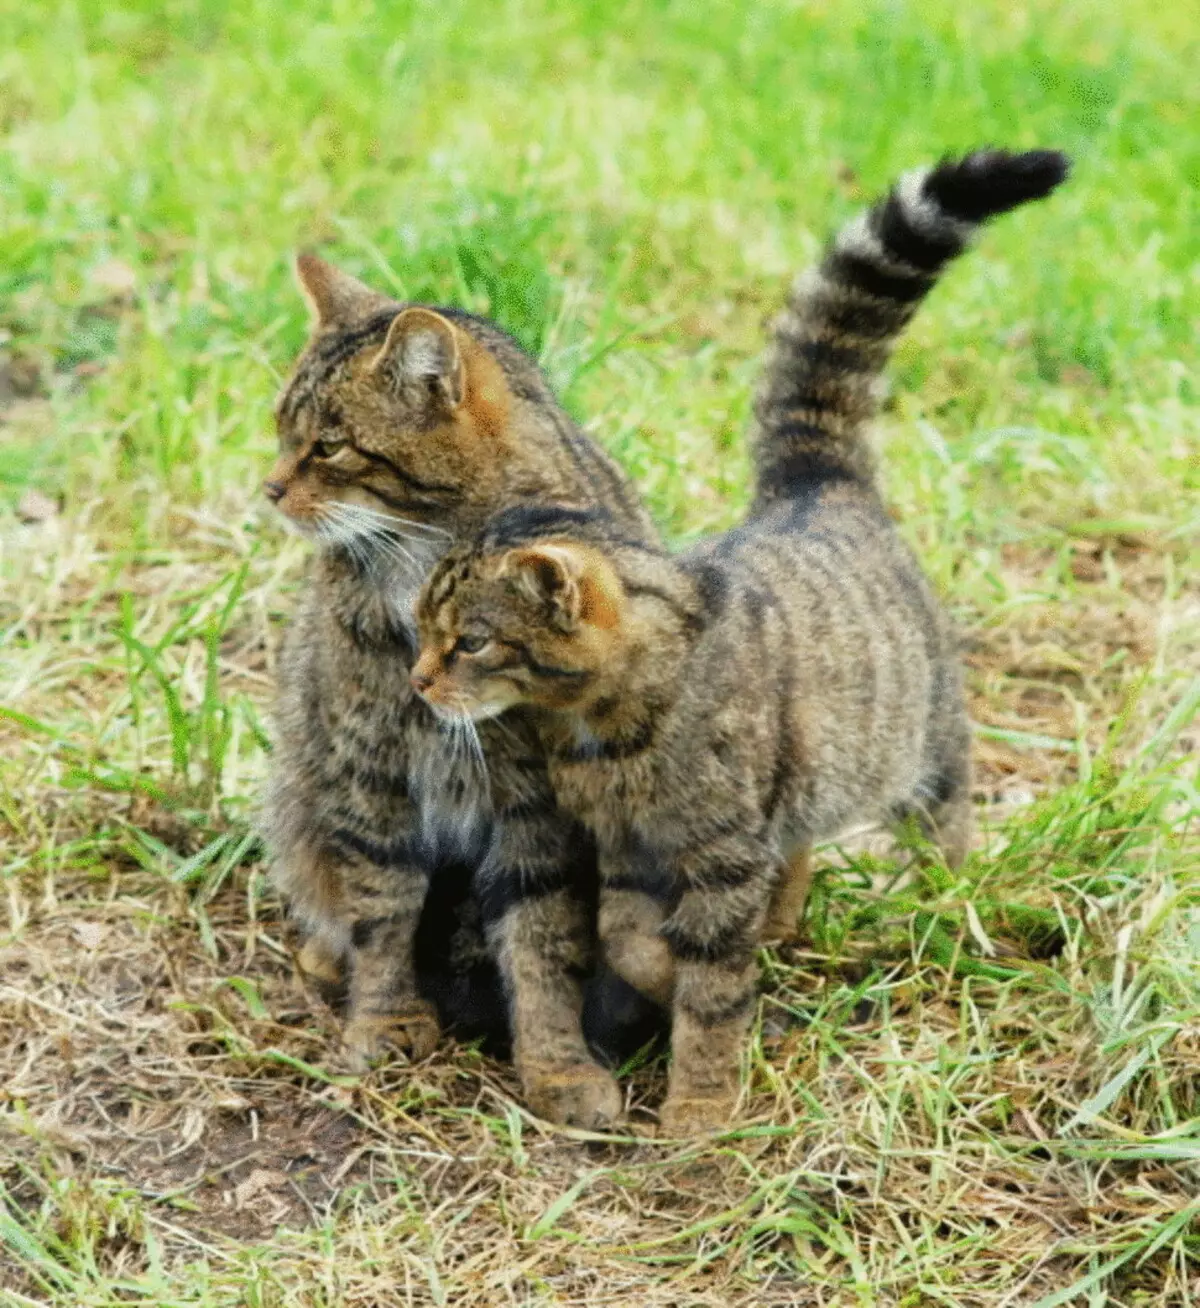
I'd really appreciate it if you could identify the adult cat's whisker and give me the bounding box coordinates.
[343,504,451,539]
[325,508,429,563]
[327,501,450,542]
[320,504,429,570]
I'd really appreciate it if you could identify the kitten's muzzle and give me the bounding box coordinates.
[410,669,435,695]
[262,479,287,503]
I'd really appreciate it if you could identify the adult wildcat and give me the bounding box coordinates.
[261,257,660,1124]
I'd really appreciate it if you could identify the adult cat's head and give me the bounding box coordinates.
[264,255,643,570]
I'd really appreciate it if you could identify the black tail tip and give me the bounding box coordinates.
[924,148,1071,223]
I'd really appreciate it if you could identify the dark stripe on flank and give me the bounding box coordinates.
[741,584,773,625]
[682,561,729,619]
[486,502,604,542]
[763,606,799,821]
[622,581,703,633]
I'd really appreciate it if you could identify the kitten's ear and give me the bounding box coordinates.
[503,544,621,630]
[370,307,465,409]
[294,252,391,327]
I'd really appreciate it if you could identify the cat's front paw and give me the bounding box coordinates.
[343,1004,440,1069]
[520,1059,625,1130]
[658,1092,736,1137]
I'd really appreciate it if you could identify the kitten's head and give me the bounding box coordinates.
[264,255,522,565]
[411,539,626,721]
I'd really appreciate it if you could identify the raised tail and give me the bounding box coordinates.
[751,148,1069,507]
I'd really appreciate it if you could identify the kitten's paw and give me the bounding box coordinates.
[520,1060,625,1130]
[658,1093,736,1137]
[343,1004,440,1069]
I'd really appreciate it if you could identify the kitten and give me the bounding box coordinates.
[261,255,660,1125]
[411,149,1070,1133]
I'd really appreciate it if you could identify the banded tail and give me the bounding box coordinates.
[751,148,1069,506]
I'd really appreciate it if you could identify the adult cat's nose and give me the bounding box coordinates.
[262,480,286,502]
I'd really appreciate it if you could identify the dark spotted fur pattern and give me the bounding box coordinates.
[262,255,660,1123]
[412,150,1069,1133]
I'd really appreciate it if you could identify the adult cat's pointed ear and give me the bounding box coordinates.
[294,252,391,327]
[369,307,465,409]
[503,544,621,630]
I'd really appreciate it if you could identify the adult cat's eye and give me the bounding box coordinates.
[454,633,489,655]
[311,438,345,459]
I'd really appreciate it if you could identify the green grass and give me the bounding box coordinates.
[1,1,1198,1304]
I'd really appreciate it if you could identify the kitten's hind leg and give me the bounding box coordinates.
[762,845,813,947]
[924,791,973,870]
[908,747,974,870]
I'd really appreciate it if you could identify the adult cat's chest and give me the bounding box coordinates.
[315,577,492,863]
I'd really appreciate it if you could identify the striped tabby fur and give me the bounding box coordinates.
[262,255,659,1125]
[412,149,1069,1133]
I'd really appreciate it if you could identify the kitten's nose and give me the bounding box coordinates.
[262,479,286,502]
[411,670,434,694]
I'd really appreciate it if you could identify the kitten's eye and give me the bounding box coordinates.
[312,438,345,459]
[454,633,489,656]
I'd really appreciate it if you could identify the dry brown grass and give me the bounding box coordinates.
[3,498,1197,1306]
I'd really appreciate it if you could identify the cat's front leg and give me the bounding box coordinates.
[327,821,439,1068]
[656,833,775,1136]
[481,806,622,1130]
